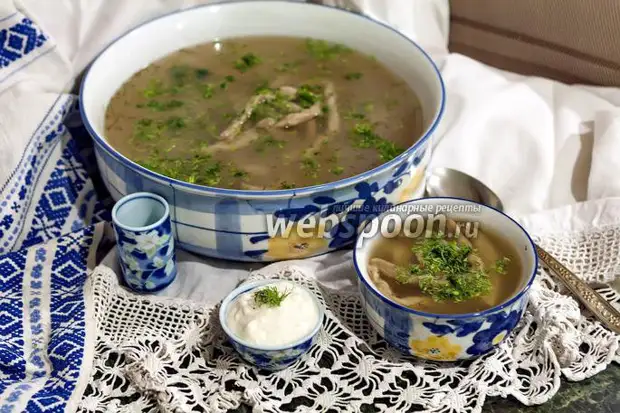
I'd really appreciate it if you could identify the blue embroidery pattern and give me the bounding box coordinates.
[21,135,94,249]
[0,9,110,411]
[0,17,48,69]
[27,248,47,378]
[0,97,73,254]
[0,247,48,412]
[0,249,28,395]
[0,109,104,409]
[24,226,95,411]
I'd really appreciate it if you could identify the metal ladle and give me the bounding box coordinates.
[425,167,620,335]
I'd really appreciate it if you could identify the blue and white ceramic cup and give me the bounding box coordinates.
[112,192,177,293]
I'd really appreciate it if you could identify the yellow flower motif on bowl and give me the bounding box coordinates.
[492,331,507,346]
[398,167,425,203]
[270,350,295,363]
[265,221,328,260]
[409,335,462,361]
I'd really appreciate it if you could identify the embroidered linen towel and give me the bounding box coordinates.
[0,3,110,412]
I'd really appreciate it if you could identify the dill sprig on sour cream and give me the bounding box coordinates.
[253,285,291,308]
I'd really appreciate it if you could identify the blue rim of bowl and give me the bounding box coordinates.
[353,196,539,320]
[112,191,170,232]
[78,0,446,199]
[219,279,324,351]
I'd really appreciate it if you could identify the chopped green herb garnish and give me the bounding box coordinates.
[138,155,221,186]
[275,61,300,73]
[301,156,320,178]
[133,119,165,141]
[255,135,285,152]
[137,153,222,186]
[165,117,186,129]
[143,80,165,98]
[231,168,248,178]
[344,102,373,120]
[344,111,366,120]
[279,181,296,189]
[330,166,344,175]
[253,285,291,308]
[396,234,492,302]
[494,257,511,274]
[170,65,190,86]
[169,86,183,95]
[412,235,473,276]
[202,84,215,99]
[395,265,422,284]
[418,269,492,303]
[194,68,210,79]
[143,100,184,111]
[251,91,296,121]
[254,81,271,94]
[305,38,350,60]
[197,140,210,152]
[352,123,377,148]
[351,122,404,161]
[294,84,323,109]
[218,74,236,90]
[344,72,363,80]
[375,140,404,162]
[197,160,223,186]
[234,53,261,72]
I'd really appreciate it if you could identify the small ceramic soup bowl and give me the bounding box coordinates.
[79,0,444,262]
[353,197,538,361]
[219,279,324,371]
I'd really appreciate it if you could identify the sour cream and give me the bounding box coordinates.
[226,281,320,347]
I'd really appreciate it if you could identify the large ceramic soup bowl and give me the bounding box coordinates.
[354,198,537,361]
[80,0,444,262]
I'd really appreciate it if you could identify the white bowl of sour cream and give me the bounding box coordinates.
[219,279,324,371]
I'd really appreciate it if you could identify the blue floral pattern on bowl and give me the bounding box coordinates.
[465,310,522,356]
[229,335,317,371]
[219,280,324,372]
[112,192,177,293]
[244,149,429,260]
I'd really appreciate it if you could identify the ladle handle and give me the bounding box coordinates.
[535,244,620,335]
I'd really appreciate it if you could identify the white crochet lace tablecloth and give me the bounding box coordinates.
[78,222,620,413]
